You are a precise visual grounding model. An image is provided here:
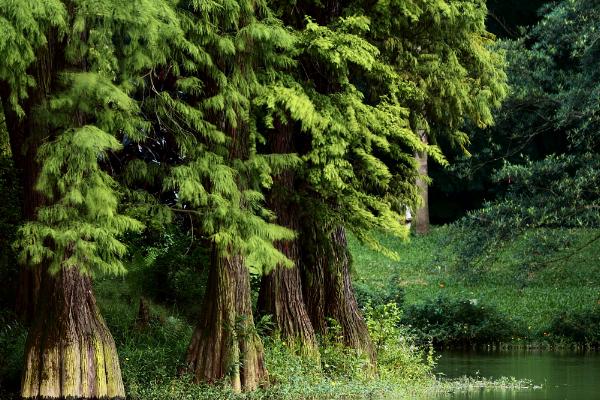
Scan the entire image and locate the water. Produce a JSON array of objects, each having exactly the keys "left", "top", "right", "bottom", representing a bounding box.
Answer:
[{"left": 435, "top": 350, "right": 600, "bottom": 399}]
